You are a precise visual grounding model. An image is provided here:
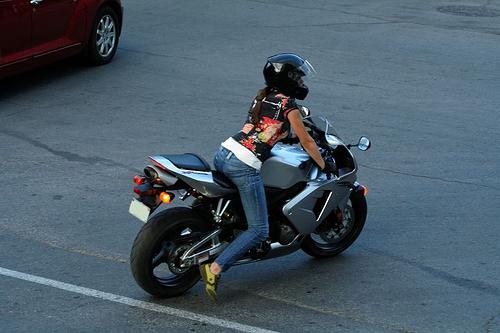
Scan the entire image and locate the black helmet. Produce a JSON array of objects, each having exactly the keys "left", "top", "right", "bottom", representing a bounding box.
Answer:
[{"left": 263, "top": 53, "right": 316, "bottom": 100}]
